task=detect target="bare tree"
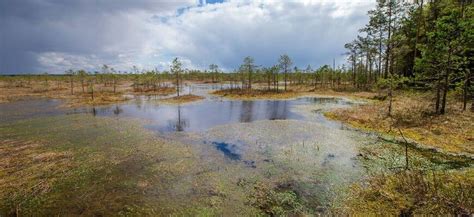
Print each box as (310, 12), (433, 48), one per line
(66, 69), (75, 95)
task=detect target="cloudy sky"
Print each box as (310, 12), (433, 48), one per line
(0, 0), (374, 74)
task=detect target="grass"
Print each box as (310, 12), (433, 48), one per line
(160, 94), (204, 104)
(0, 81), (175, 107)
(0, 113), (365, 216)
(130, 86), (175, 96)
(1, 83), (472, 215)
(63, 92), (128, 107)
(325, 91), (474, 156)
(345, 168), (474, 216)
(212, 88), (303, 100)
(0, 115), (206, 215)
(0, 139), (75, 216)
(0, 114), (276, 216)
(246, 180), (303, 216)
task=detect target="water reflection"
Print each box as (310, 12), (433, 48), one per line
(0, 96), (352, 133)
(113, 105), (123, 116)
(0, 99), (64, 122)
(239, 101), (254, 122)
(168, 105), (188, 132)
(212, 141), (241, 160)
(85, 99), (314, 132)
(63, 97), (352, 133)
(303, 97), (351, 105)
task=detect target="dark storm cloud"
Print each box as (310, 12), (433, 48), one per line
(0, 0), (373, 74)
(0, 0), (193, 73)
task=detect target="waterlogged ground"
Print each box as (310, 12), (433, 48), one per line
(0, 85), (471, 216)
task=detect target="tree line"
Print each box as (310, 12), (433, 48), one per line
(344, 0), (472, 114)
(1, 0), (471, 107)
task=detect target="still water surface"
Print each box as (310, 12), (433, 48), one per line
(79, 97), (351, 132)
(0, 96), (351, 132)
(0, 88), (368, 212)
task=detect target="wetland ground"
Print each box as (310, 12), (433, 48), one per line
(0, 83), (472, 216)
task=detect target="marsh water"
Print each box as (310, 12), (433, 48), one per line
(1, 84), (465, 215)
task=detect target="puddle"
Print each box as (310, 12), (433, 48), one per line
(212, 141), (241, 160)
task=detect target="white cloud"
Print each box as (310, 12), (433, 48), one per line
(148, 0), (374, 71)
(37, 52), (100, 72)
(1, 0), (375, 73)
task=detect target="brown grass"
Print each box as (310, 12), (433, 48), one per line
(60, 92), (127, 108)
(325, 91), (474, 155)
(160, 94), (204, 104)
(0, 80), (176, 107)
(212, 89), (303, 100)
(0, 139), (74, 215)
(345, 168), (474, 215)
(130, 86), (175, 96)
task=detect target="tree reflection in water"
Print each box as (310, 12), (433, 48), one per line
(61, 97), (351, 132)
(168, 105), (188, 131)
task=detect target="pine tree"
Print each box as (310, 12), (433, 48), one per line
(278, 54), (292, 91)
(171, 58), (182, 96)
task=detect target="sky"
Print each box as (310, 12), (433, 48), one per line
(0, 0), (374, 74)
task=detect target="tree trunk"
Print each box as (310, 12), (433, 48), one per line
(435, 75), (441, 114)
(70, 77), (74, 95)
(365, 51), (369, 87)
(273, 73), (277, 92)
(369, 57), (373, 85)
(113, 78), (116, 93)
(412, 0), (423, 77)
(353, 54), (357, 87)
(276, 74), (279, 92)
(388, 83), (393, 117)
(248, 69), (252, 90)
(314, 73), (317, 90)
(378, 27), (383, 81)
(463, 73), (469, 111)
(384, 3), (392, 79)
(91, 81), (94, 100)
(176, 73), (180, 97)
(440, 50), (451, 114)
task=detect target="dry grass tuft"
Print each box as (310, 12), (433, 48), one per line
(131, 86), (175, 96)
(0, 139), (74, 215)
(212, 89), (302, 100)
(346, 168), (474, 216)
(326, 91), (474, 155)
(160, 94), (204, 104)
(64, 92), (128, 107)
(0, 81), (174, 107)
